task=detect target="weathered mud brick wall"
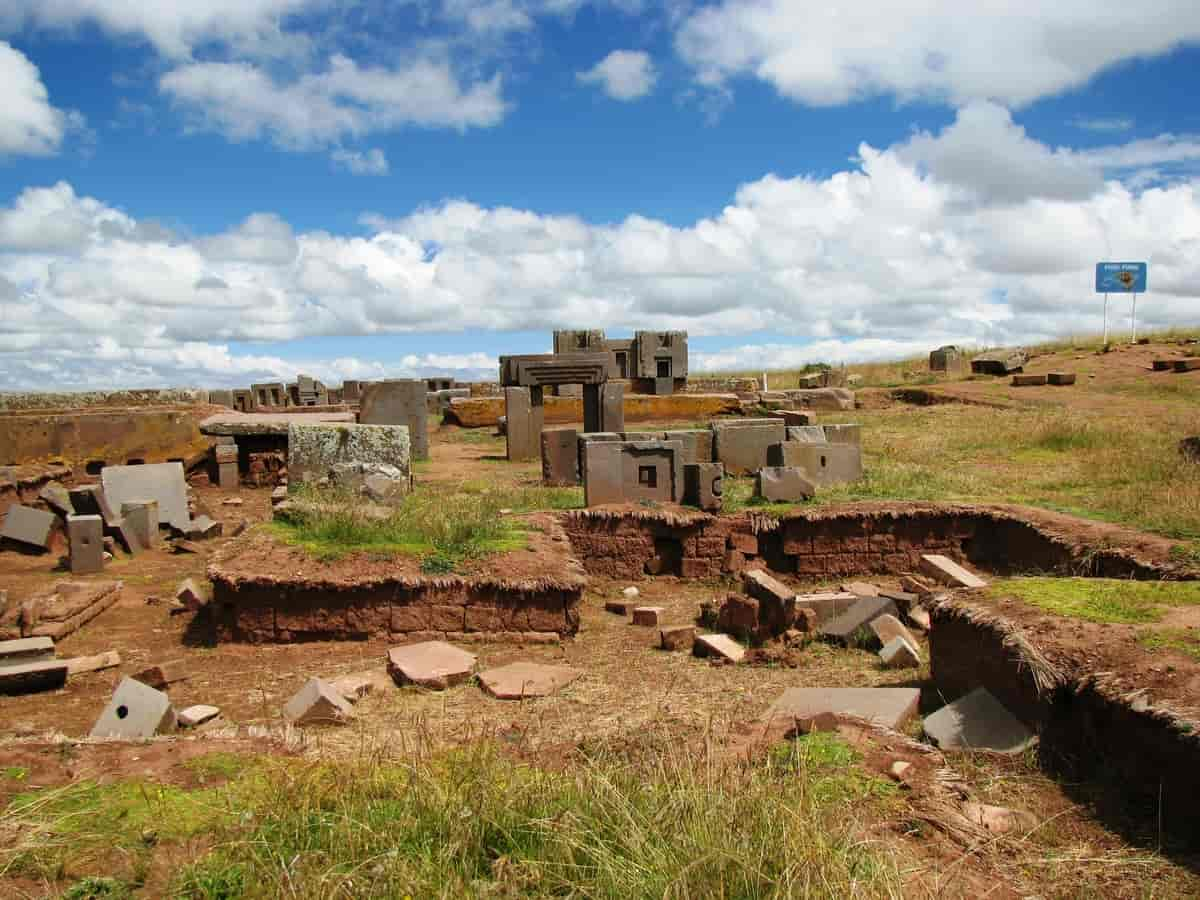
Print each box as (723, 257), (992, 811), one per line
(562, 502), (1183, 581)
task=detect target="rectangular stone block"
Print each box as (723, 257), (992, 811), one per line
(600, 382), (625, 432)
(755, 467), (815, 502)
(217, 462), (239, 490)
(120, 500), (160, 550)
(795, 592), (859, 625)
(541, 428), (580, 486)
(68, 485), (120, 527)
(582, 440), (624, 506)
(359, 379), (429, 460)
(713, 421), (787, 475)
(1046, 372), (1076, 385)
(682, 462), (723, 512)
(817, 596), (898, 645)
(101, 462), (189, 529)
(923, 687), (1034, 753)
(766, 687), (921, 730)
(1011, 373), (1047, 386)
(0, 659), (69, 694)
(919, 554), (987, 588)
(287, 422), (411, 494)
(67, 514), (104, 575)
(785, 425), (827, 443)
(214, 444), (239, 463)
(663, 430), (714, 465)
(584, 440), (684, 506)
(771, 443), (862, 487)
(504, 386), (542, 462)
(1, 505), (57, 552)
(90, 676), (177, 738)
(0, 636), (55, 666)
(821, 424), (862, 445)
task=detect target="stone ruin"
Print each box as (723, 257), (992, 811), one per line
(553, 329), (688, 395)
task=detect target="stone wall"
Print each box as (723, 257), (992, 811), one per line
(0, 409), (210, 470)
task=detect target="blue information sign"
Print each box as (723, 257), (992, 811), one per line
(1095, 261), (1147, 293)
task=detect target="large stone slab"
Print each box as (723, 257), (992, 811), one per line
(755, 466), (815, 502)
(101, 462), (189, 529)
(713, 421), (786, 475)
(663, 430), (714, 465)
(90, 677), (177, 738)
(919, 554), (987, 589)
(478, 662), (582, 699)
(788, 388), (855, 411)
(0, 659), (69, 695)
(0, 636), (55, 666)
(200, 411), (355, 437)
(541, 427), (580, 486)
(971, 349), (1027, 375)
(869, 614), (918, 651)
(794, 592), (858, 625)
(359, 379), (429, 461)
(693, 633), (745, 663)
(682, 462), (723, 512)
(69, 485), (120, 527)
(768, 442), (862, 487)
(923, 687), (1035, 754)
(1, 505), (57, 551)
(67, 514), (104, 574)
(766, 687), (921, 730)
(818, 596), (898, 646)
(287, 422), (411, 498)
(387, 641), (477, 689)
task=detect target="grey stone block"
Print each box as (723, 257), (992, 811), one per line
(822, 424), (862, 446)
(0, 659), (69, 695)
(69, 485), (119, 527)
(217, 461), (239, 490)
(287, 422), (411, 497)
(359, 379), (429, 460)
(789, 388), (855, 410)
(600, 382), (625, 432)
(818, 596), (899, 645)
(0, 636), (55, 666)
(794, 592), (858, 625)
(713, 421), (787, 475)
(583, 440), (684, 506)
(754, 467), (815, 502)
(38, 482), (74, 516)
(101, 462), (189, 530)
(771, 442), (862, 487)
(880, 636), (921, 668)
(784, 425), (827, 443)
(923, 687), (1035, 754)
(663, 429), (714, 465)
(67, 514), (104, 575)
(919, 554), (987, 589)
(283, 677), (353, 725)
(541, 428), (580, 486)
(90, 677), (177, 739)
(682, 462), (723, 512)
(765, 687), (921, 730)
(120, 500), (160, 551)
(504, 386), (542, 462)
(869, 613), (918, 650)
(1, 505), (57, 552)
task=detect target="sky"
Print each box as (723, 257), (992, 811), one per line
(1, 1), (1199, 390)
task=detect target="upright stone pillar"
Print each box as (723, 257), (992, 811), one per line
(505, 387), (544, 461)
(600, 382), (625, 432)
(360, 379), (429, 460)
(67, 514), (104, 574)
(582, 384), (603, 433)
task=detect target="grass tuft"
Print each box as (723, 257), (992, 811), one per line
(989, 577), (1200, 624)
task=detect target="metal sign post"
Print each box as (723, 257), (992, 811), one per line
(1095, 262), (1147, 344)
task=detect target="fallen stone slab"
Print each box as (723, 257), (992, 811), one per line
(754, 466), (816, 502)
(38, 482), (74, 517)
(478, 662), (583, 699)
(632, 606), (664, 626)
(0, 636), (55, 666)
(794, 592), (858, 625)
(283, 678), (353, 726)
(923, 687), (1035, 754)
(1173, 358), (1200, 372)
(843, 582), (879, 598)
(19, 581), (122, 641)
(181, 516), (222, 540)
(869, 613), (919, 651)
(660, 625), (695, 651)
(1046, 372), (1076, 386)
(907, 607), (931, 631)
(0, 658), (68, 695)
(178, 705), (222, 728)
(693, 633), (745, 663)
(90, 677), (177, 739)
(102, 462), (190, 530)
(120, 500), (160, 551)
(1, 505), (57, 552)
(65, 650), (121, 676)
(742, 569), (796, 633)
(971, 349), (1027, 375)
(1011, 374), (1047, 386)
(132, 660), (189, 691)
(817, 596), (898, 646)
(387, 641), (477, 689)
(69, 485), (120, 527)
(919, 554), (987, 589)
(765, 687), (921, 731)
(879, 636), (921, 669)
(877, 588), (919, 614)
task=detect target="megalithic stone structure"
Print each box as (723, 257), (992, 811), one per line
(499, 352), (609, 462)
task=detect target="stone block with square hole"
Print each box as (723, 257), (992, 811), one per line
(712, 420), (787, 475)
(90, 676), (177, 739)
(583, 439), (684, 506)
(683, 462), (723, 512)
(768, 442), (862, 487)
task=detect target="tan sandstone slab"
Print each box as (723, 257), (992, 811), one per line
(387, 641), (477, 689)
(919, 554), (987, 589)
(765, 687), (921, 731)
(478, 662), (582, 699)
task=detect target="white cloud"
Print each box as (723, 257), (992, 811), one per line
(675, 1), (1200, 108)
(331, 147), (390, 175)
(0, 42), (79, 157)
(577, 49), (658, 101)
(161, 56), (508, 149)
(0, 0), (319, 59)
(1071, 116), (1135, 133)
(3, 105), (1200, 388)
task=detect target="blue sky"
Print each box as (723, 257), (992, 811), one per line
(1, 2), (1199, 389)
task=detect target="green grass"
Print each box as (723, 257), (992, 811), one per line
(1138, 627), (1200, 661)
(271, 485), (528, 570)
(4, 741), (904, 898)
(989, 577), (1200, 624)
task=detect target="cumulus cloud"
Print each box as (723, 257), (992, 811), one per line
(0, 0), (319, 59)
(2, 106), (1200, 389)
(675, 1), (1200, 107)
(161, 56), (508, 149)
(331, 147), (390, 175)
(0, 42), (79, 157)
(577, 49), (658, 101)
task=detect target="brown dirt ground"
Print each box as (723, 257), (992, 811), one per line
(2, 369), (1200, 896)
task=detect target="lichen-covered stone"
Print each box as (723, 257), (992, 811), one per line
(287, 423), (411, 499)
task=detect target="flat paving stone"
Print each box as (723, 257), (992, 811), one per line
(478, 662), (582, 699)
(818, 596), (898, 645)
(179, 705), (221, 728)
(923, 687), (1035, 754)
(387, 640), (477, 689)
(693, 633), (745, 663)
(765, 687), (922, 731)
(919, 554), (987, 589)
